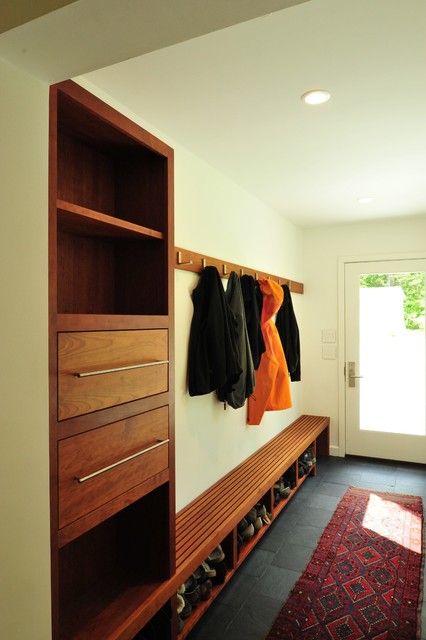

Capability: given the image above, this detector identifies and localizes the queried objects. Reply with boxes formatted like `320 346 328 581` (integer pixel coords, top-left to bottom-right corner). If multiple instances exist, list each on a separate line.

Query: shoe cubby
236 495 273 565
176 534 234 639
297 441 317 486
58 483 172 639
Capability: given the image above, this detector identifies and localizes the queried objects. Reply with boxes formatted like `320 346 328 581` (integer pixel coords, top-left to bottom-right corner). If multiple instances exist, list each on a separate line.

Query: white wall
174 147 304 509
302 216 426 455
0 59 50 639
77 77 305 510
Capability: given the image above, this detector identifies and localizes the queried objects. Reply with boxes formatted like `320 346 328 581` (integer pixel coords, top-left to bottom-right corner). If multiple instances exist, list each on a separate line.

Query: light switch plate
322 329 336 343
322 344 337 360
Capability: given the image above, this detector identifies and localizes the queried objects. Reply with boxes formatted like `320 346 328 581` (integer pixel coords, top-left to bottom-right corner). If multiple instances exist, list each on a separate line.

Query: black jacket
217 272 255 408
240 275 265 370
188 266 242 396
275 284 301 381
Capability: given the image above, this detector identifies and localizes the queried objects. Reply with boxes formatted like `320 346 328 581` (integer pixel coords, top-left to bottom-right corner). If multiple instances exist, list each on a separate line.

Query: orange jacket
247 278 292 425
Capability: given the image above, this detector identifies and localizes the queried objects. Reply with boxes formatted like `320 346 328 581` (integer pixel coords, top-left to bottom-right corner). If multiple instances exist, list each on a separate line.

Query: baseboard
329 445 342 457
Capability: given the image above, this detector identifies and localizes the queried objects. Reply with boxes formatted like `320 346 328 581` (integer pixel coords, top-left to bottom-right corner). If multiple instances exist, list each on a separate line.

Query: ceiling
0 0 77 34
0 0 308 81
81 0 426 227
2 0 426 228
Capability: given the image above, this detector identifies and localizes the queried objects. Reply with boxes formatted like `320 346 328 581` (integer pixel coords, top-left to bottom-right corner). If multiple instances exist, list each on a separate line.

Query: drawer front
58 329 168 420
58 406 169 528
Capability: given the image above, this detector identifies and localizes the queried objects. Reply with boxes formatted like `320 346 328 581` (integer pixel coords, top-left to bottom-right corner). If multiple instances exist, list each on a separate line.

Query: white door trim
337 251 426 458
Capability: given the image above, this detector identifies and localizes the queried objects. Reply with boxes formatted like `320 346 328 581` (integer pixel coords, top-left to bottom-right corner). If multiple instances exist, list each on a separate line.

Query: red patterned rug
266 487 424 640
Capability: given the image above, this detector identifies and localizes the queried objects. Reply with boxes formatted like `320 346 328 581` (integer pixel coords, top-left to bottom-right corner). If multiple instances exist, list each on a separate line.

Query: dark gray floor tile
218 568 257 608
272 542 313 572
187 602 237 640
306 492 340 511
280 493 310 515
296 506 333 528
394 483 426 498
286 524 323 549
350 479 396 492
238 548 275 578
396 465 426 478
224 594 283 640
270 509 300 531
317 481 348 497
360 469 397 484
322 470 362 484
257 528 287 553
255 565 301 601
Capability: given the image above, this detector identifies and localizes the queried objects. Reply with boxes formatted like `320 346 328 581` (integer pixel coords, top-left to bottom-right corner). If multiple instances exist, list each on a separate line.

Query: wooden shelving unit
49 80 175 640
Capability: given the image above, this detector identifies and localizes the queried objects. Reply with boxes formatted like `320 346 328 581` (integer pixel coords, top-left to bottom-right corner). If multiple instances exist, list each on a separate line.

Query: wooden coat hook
174 246 304 294
177 250 193 266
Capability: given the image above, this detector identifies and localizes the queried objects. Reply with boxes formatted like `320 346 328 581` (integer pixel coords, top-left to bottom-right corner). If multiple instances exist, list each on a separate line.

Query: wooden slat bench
140 414 329 639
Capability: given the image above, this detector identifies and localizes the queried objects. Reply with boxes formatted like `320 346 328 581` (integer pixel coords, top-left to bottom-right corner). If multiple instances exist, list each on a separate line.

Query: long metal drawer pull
76 438 170 483
75 359 169 378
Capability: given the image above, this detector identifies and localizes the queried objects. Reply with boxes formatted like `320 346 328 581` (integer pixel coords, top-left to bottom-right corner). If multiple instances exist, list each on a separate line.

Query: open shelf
57 228 168 315
57 200 164 240
59 485 172 640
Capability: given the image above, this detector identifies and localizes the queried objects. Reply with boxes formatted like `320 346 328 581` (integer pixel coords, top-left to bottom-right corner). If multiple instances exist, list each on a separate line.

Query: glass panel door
345 260 426 463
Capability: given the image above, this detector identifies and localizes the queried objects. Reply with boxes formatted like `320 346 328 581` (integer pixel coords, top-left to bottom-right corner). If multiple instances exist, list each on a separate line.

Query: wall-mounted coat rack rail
174 247 304 294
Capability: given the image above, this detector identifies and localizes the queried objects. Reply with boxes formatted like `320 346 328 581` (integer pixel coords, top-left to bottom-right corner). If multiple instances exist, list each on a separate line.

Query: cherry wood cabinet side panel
49 83 60 640
166 151 176 575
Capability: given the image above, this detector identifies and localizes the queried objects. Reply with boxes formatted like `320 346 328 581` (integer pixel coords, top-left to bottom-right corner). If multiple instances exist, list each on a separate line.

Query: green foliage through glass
359 272 425 330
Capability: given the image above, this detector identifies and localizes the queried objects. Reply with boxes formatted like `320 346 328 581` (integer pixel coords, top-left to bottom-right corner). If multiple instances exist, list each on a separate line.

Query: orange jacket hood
259 278 284 321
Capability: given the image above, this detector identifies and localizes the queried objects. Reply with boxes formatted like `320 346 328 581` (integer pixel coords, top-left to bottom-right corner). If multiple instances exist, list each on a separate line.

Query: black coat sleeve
275 284 301 381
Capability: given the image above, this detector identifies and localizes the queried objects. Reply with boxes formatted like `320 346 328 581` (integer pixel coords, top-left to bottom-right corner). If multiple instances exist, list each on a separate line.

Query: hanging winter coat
188 266 242 396
217 272 255 408
247 278 292 425
276 284 301 381
240 275 265 370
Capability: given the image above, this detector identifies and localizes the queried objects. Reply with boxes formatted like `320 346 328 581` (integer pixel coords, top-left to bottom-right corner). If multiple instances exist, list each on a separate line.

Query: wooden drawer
58 406 169 528
58 329 168 420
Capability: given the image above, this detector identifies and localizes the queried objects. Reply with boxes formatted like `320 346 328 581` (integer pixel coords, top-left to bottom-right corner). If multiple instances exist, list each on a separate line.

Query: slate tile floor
187 456 426 640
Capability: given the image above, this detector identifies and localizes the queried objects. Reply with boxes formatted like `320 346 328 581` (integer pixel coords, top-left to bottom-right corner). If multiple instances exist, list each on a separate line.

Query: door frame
337 251 426 458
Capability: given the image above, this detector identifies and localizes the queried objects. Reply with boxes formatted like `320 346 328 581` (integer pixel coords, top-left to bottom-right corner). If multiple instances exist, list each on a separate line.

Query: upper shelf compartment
57 89 168 233
57 200 164 240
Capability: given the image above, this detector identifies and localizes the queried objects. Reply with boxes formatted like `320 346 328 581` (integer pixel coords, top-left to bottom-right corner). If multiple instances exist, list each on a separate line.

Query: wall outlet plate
322 344 337 360
322 329 336 343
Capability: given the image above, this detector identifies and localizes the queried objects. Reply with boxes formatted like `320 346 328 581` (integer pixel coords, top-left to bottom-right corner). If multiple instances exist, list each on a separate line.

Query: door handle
347 361 363 388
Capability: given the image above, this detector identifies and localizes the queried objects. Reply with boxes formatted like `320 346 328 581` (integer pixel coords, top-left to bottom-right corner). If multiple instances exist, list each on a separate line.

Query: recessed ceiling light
358 197 374 204
301 89 331 105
